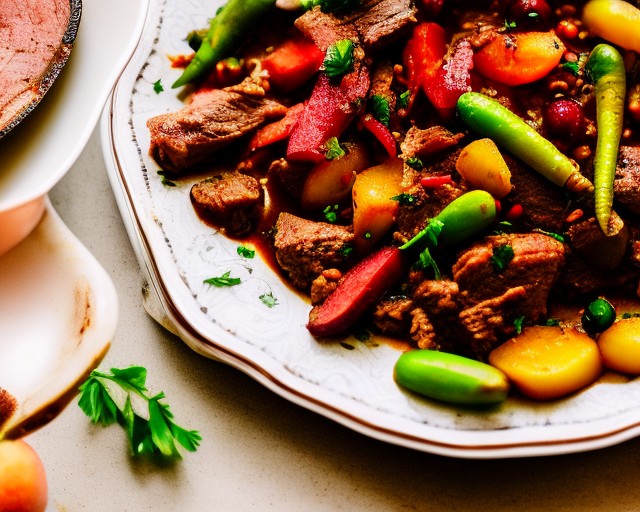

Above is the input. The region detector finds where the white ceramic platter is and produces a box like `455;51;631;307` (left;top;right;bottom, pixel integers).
103;0;640;458
0;0;149;256
0;200;118;439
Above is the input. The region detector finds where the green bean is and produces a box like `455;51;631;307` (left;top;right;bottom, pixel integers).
172;0;277;88
456;92;593;194
394;349;509;406
585;44;627;236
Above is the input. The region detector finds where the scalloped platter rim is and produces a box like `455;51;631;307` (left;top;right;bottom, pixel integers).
103;0;640;458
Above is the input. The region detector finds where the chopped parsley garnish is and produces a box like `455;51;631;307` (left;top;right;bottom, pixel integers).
237;245;255;259
78;366;201;459
324;137;346;160
405;157;423;170
370;94;391;126
504;19;517;30
323;39;354;78
259;292;278;308
323;204;340;223
533;228;566;244
416;247;441;280
157;170;176;187
545;318;561;326
153;79;164;94
514;315;525;334
397;89;411;109
490;244;515;272
204;271;241;287
391;193;418;206
562;60;580;76
363;231;372;240
339;244;354;259
301;0;361;13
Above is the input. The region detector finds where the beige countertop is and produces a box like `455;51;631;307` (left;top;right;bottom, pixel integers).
24;126;640;511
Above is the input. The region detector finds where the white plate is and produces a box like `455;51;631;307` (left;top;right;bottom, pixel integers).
0;200;118;439
0;0;149;256
103;0;640;458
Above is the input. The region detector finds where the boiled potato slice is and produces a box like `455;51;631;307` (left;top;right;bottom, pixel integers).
489;326;602;400
456;138;512;198
598;317;640;375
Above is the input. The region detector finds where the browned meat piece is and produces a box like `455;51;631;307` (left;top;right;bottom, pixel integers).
614;146;640;216
273;213;354;290
294;8;360;52
400;126;466;159
505;154;572;232
454;233;565;312
411;279;461;351
369;61;396;109
409;307;437;349
147;82;288;172
294;0;416;51
267;157;310;199
310;273;340;305
191;172;262;236
373;296;414;336
567;216;629;271
0;0;78;136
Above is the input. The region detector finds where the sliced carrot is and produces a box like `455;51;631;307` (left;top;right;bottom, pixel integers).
249;103;304;151
473;31;565;86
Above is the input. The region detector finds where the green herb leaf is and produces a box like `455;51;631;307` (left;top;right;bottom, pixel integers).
323;204;340;223
397;90;411;110
323;39;354;78
562;60;580;76
400;218;444;252
157;170;177;187
78;367;201;460
259;292;278;308
204;271;241;287
504;19;517;30
405;157;423;170
391;193;417;206
490;244;515;272
514;315;525;334
237;245;255;259
544;318;561;326
324;137;346;160
370;95;390;126
301;0;361;13
339;244;353;259
532;228;566;244
416;247;441;280
153;79;164;94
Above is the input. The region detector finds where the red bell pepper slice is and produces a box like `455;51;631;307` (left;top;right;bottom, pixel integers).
402;22;448;105
287;66;370;164
424;38;474;120
249;103;305;151
360;114;397;158
262;33;325;92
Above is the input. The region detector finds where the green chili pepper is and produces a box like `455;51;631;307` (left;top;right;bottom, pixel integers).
456;92;593;194
172;0;277;88
401;190;497;252
585;44;627;236
582;297;616;334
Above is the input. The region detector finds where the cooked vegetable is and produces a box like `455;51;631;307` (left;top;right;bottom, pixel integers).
585;44;627;236
307;246;406;337
249;103;305;151
394;349;509;406
360;114;398;158
582;0;640;53
473;31;565;86
456;92;593;193
598;317;640;374
173;0;277;88
261;35;325;92
323;39;355;78
301;142;369;209
455;138;512;198
352;157;404;251
287;67;370;163
402;190;497;252
78;366;201;459
581;297;616;334
488;326;602;400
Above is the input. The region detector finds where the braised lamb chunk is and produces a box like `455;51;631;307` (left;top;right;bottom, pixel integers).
147;81;288;172
451;233;566;355
567;216;630;271
191;171;262;236
294;0;416;52
273;213;354;290
505;154;571;233
400;126;466;159
373;296;414;337
614;146;640;216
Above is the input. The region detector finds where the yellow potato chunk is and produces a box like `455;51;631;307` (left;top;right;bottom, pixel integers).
352;157;404;252
455;138;512;198
582;0;640;53
488;326;602;400
598;317;640;375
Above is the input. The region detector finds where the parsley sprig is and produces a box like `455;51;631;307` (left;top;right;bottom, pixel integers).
78;366;201;459
323;39;354;78
301;0;361;13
